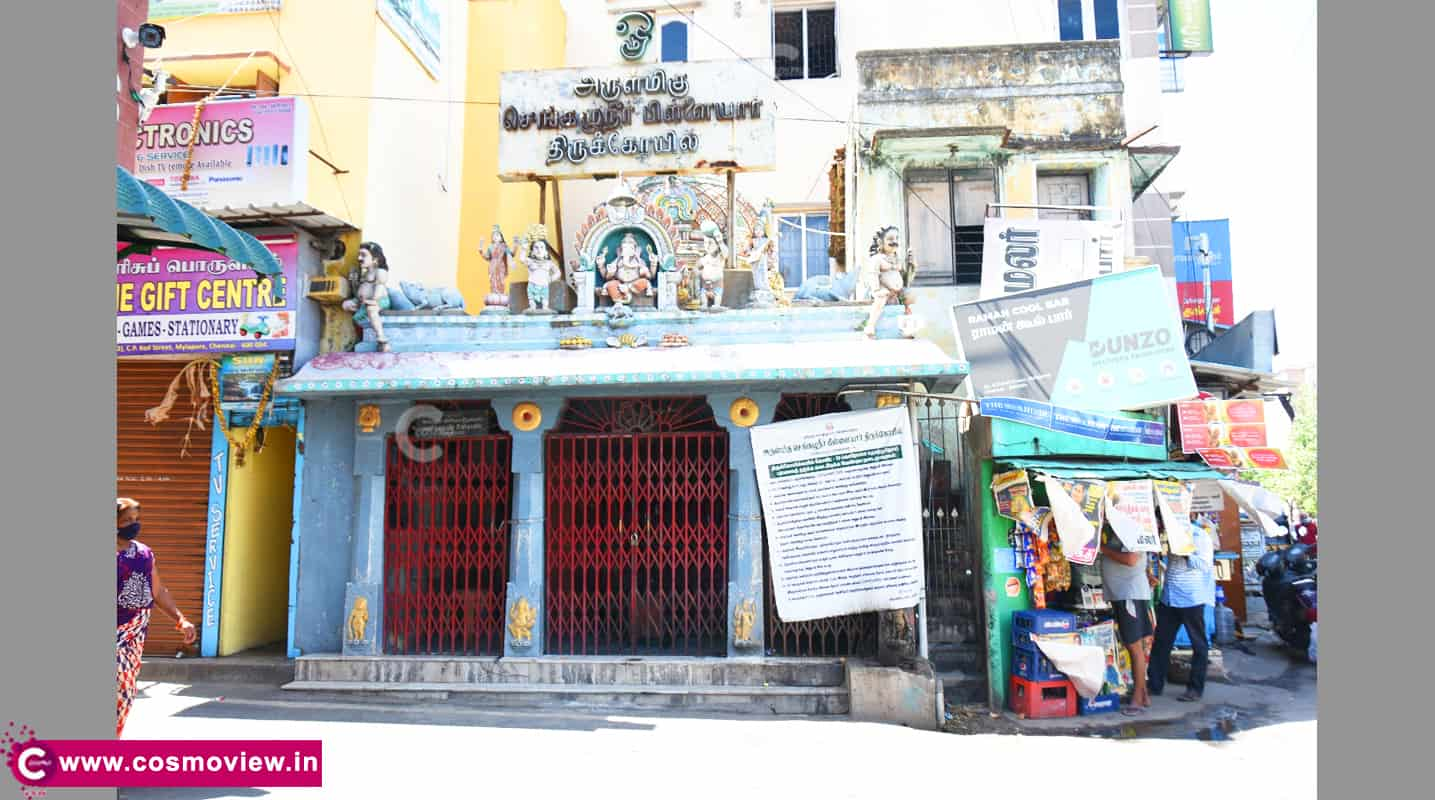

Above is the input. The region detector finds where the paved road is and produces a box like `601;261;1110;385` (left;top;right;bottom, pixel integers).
119;623;1316;800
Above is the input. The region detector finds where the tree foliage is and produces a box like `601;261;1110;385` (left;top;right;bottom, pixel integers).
1242;388;1318;515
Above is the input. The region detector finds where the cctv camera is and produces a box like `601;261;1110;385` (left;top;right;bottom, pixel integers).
138;23;166;49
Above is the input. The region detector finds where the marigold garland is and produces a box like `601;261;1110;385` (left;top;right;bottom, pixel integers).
206;356;281;466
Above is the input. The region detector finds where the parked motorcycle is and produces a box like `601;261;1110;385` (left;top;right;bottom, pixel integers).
1255;544;1317;655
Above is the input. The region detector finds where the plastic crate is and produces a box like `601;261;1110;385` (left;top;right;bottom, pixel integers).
1012;609;1077;647
1078;693;1120;715
1009;675;1077;719
1011;643;1067;682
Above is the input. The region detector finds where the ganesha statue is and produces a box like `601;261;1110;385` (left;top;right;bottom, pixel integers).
600;232;660;306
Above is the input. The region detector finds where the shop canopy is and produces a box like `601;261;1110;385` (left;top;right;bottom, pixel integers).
276;339;969;397
993;458;1228;482
116;166;284;294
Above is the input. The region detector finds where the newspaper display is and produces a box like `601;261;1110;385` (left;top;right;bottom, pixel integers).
1038;476;1106;566
992;470;1034;522
1104;479;1161;552
1152;480;1197;556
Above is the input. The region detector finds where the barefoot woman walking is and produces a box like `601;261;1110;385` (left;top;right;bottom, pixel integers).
116;498;197;736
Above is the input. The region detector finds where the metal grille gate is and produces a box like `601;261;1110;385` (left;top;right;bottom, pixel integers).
545;398;729;656
914;395;984;697
383;429;513;656
762;394;879;657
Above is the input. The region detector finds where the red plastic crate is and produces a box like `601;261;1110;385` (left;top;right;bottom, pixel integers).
1009;675;1077;719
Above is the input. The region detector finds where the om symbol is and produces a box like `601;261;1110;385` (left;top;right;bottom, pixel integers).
617;12;655;61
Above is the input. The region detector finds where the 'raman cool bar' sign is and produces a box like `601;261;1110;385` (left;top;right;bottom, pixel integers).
497;61;776;180
116;239;298;355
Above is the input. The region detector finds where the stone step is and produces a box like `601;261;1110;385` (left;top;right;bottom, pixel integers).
294;656;846;688
281;681;849;716
139;652;294;686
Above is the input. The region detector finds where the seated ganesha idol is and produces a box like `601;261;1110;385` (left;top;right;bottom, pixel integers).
600;233;659;305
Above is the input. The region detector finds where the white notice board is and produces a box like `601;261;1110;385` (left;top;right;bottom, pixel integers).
750;407;925;623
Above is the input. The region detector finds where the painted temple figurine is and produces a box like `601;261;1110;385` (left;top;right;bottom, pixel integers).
859;226;909;338
481;225;513;312
342;241;392;352
742;202;779;307
600;232;658;306
515;224;560;314
693;221;728;311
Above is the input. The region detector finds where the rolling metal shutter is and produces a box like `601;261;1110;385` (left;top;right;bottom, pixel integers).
117;360;211;657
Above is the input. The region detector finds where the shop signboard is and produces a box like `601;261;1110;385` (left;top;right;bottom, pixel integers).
1167;0;1215;54
1178;397;1289;470
980;397;1164;447
498;61;777;180
1172;219;1232;325
751;407;925;622
1105;479;1161;552
1198;447;1288;471
378;0;443;77
978;219;1124;299
134;96;309;210
952;267;1197;411
408;407;493;439
116;238;298;355
149;1;281;18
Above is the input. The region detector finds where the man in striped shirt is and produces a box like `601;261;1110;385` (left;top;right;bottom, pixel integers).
1148;517;1216;702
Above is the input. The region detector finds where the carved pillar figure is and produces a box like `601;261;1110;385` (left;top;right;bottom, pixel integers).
708;390;780;657
493;398;565;657
342;399;409;656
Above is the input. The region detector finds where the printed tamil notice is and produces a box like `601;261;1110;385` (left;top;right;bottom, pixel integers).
750;406;925;623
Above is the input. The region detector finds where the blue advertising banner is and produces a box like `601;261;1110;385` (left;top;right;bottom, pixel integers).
953;266;1198;411
981;397;1166;447
1172;219;1233;325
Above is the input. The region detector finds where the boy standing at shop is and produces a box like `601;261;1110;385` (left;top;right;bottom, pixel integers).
1148;517;1217;702
1101;523;1154;715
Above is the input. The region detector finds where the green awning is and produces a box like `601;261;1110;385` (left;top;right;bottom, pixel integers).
993;458;1227;481
116;166;284;296
1128;146;1180;199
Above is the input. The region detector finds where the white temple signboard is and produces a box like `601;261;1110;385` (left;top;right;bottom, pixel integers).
497;60;777;181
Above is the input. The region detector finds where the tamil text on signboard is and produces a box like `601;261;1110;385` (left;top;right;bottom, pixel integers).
498;61;776;180
116;239;298;355
953;267;1197;411
750;407;924;623
979;218;1123;299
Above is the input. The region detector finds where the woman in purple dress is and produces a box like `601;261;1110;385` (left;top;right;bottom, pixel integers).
116;498;196;737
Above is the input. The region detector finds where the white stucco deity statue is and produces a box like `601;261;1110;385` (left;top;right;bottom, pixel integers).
694;221;728;312
859;226;910;338
514;224;560;314
342;241;392;352
600;232;658;306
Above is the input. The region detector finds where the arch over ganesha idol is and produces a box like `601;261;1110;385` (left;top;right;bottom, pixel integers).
570;176;771;308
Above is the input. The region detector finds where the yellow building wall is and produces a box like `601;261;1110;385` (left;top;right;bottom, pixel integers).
457;0;569;311
143;6;378;227
218;427;296;656
360;2;473;290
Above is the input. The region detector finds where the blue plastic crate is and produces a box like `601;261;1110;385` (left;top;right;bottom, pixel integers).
1078;693;1120;715
1011;643;1067;682
1012;609;1077;647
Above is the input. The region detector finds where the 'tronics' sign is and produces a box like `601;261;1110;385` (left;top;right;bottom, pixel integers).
497;61;776;180
134;96;309;210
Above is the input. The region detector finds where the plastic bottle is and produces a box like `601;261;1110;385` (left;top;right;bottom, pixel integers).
1214;586;1236;645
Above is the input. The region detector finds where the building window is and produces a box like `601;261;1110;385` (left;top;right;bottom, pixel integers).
777;212;831;286
1058;0;1121;42
774;6;837;80
904;169;996;286
661;20;688;63
1037;173;1094;220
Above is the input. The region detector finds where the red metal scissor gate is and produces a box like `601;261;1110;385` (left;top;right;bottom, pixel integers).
383;430;513;655
546;398;728;656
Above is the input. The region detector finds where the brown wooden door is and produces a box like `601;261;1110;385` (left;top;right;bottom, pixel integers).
117;360;210;656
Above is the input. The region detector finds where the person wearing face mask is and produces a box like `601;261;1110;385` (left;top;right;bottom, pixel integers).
116;497;197;737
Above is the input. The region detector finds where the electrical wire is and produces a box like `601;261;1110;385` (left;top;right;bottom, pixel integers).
264;9;354;224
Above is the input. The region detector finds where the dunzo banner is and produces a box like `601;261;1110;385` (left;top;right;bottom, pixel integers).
951;267;1197;412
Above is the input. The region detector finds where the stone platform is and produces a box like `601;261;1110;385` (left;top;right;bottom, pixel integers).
284;656;850;716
